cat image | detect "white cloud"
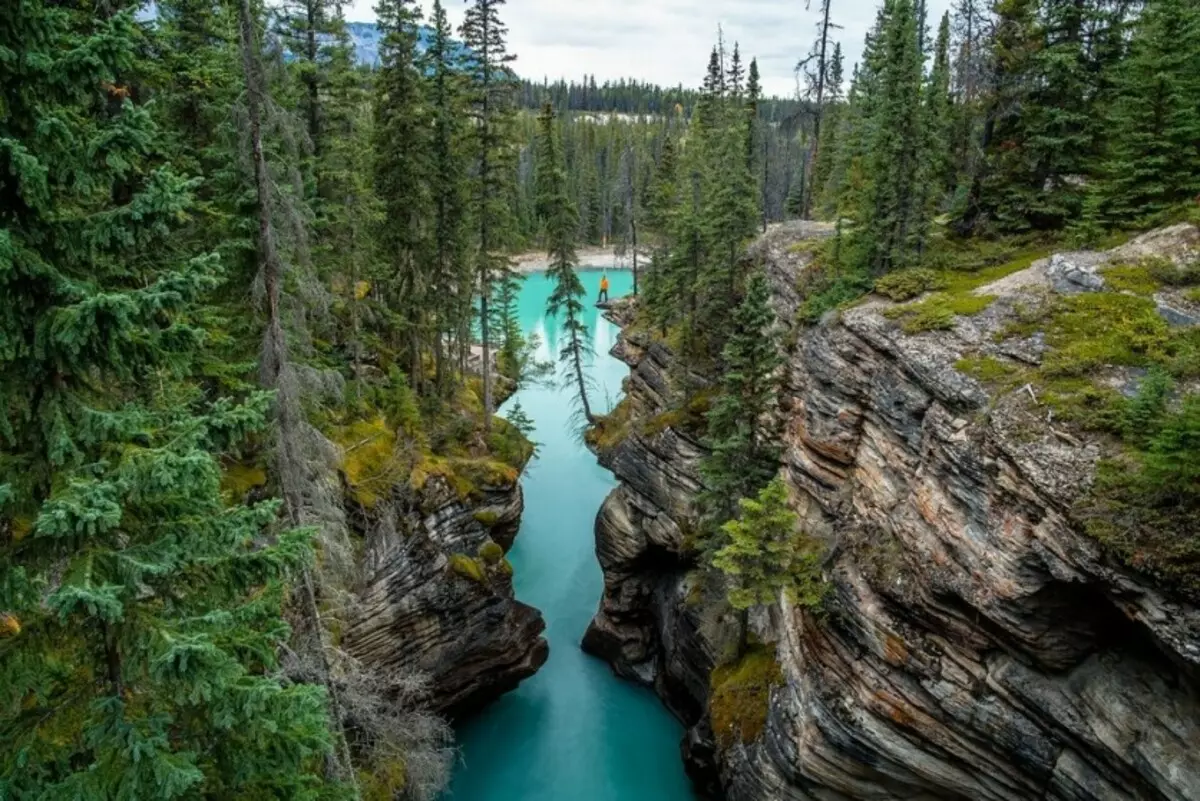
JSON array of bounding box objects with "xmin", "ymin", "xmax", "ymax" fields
[{"xmin": 346, "ymin": 0, "xmax": 953, "ymax": 98}]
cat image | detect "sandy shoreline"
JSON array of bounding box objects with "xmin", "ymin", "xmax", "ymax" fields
[{"xmin": 512, "ymin": 245, "xmax": 648, "ymax": 274}]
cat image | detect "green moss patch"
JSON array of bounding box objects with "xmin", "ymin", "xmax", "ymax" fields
[
  {"xmin": 221, "ymin": 462, "xmax": 267, "ymax": 501},
  {"xmin": 885, "ymin": 292, "xmax": 997, "ymax": 333},
  {"xmin": 337, "ymin": 417, "xmax": 403, "ymax": 509},
  {"xmin": 448, "ymin": 553, "xmax": 486, "ymax": 583},
  {"xmin": 709, "ymin": 645, "xmax": 783, "ymax": 749},
  {"xmin": 939, "ymin": 247, "xmax": 1051, "ymax": 295},
  {"xmin": 478, "ymin": 540, "xmax": 504, "ymax": 565},
  {"xmin": 787, "ymin": 240, "xmax": 819, "ymax": 255},
  {"xmin": 955, "ymin": 355, "xmax": 1019, "ymax": 386},
  {"xmin": 585, "ymin": 396, "xmax": 635, "ymax": 451},
  {"xmin": 642, "ymin": 389, "xmax": 715, "ymax": 438},
  {"xmin": 473, "ymin": 510, "xmax": 501, "ymax": 528},
  {"xmin": 874, "ymin": 268, "xmax": 947, "ymax": 301},
  {"xmin": 1103, "ymin": 263, "xmax": 1163, "ymax": 296},
  {"xmin": 1041, "ymin": 293, "xmax": 1172, "ymax": 377}
]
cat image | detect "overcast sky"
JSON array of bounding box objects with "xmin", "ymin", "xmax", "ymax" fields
[{"xmin": 345, "ymin": 0, "xmax": 953, "ymax": 98}]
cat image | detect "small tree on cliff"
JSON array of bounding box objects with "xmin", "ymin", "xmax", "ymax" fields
[
  {"xmin": 700, "ymin": 270, "xmax": 784, "ymax": 530},
  {"xmin": 713, "ymin": 478, "xmax": 827, "ymax": 613}
]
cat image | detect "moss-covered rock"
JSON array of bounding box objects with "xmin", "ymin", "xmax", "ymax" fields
[
  {"xmin": 585, "ymin": 396, "xmax": 635, "ymax": 452},
  {"xmin": 220, "ymin": 462, "xmax": 267, "ymax": 501},
  {"xmin": 709, "ymin": 645, "xmax": 783, "ymax": 750},
  {"xmin": 337, "ymin": 416, "xmax": 403, "ymax": 509},
  {"xmin": 478, "ymin": 540, "xmax": 505, "ymax": 565},
  {"xmin": 448, "ymin": 553, "xmax": 487, "ymax": 584},
  {"xmin": 473, "ymin": 510, "xmax": 501, "ymax": 528}
]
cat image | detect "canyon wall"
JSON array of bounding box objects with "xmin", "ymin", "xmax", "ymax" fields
[
  {"xmin": 345, "ymin": 470, "xmax": 549, "ymax": 718},
  {"xmin": 585, "ymin": 221, "xmax": 1200, "ymax": 800}
]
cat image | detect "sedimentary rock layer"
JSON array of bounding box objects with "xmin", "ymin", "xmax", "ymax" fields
[{"xmin": 587, "ymin": 221, "xmax": 1200, "ymax": 800}]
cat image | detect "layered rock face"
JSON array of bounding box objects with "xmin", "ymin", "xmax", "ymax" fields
[
  {"xmin": 346, "ymin": 475, "xmax": 548, "ymax": 718},
  {"xmin": 586, "ymin": 221, "xmax": 1200, "ymax": 800}
]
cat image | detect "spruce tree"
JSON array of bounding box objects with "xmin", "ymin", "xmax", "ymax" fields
[
  {"xmin": 854, "ymin": 0, "xmax": 928, "ymax": 274},
  {"xmin": 461, "ymin": 0, "xmax": 520, "ymax": 431},
  {"xmin": 700, "ymin": 272, "xmax": 783, "ymax": 529},
  {"xmin": 914, "ymin": 12, "xmax": 955, "ymax": 254},
  {"xmin": 991, "ymin": 0, "xmax": 1094, "ymax": 230},
  {"xmin": 0, "ymin": 3, "xmax": 337, "ymax": 795},
  {"xmin": 643, "ymin": 132, "xmax": 680, "ymax": 335},
  {"xmin": 810, "ymin": 42, "xmax": 846, "ymax": 219},
  {"xmin": 1085, "ymin": 0, "xmax": 1200, "ymax": 227},
  {"xmin": 317, "ymin": 8, "xmax": 384, "ymax": 395},
  {"xmin": 798, "ymin": 0, "xmax": 842, "ymax": 218},
  {"xmin": 536, "ymin": 104, "xmax": 596, "ymax": 424},
  {"xmin": 277, "ymin": 0, "xmax": 343, "ymax": 163},
  {"xmin": 427, "ymin": 0, "xmax": 473, "ymax": 391},
  {"xmin": 374, "ymin": 0, "xmax": 432, "ymax": 390},
  {"xmin": 697, "ymin": 48, "xmax": 759, "ymax": 354},
  {"xmin": 747, "ymin": 58, "xmax": 768, "ymax": 232},
  {"xmin": 235, "ymin": 0, "xmax": 362, "ymax": 788},
  {"xmin": 713, "ymin": 478, "xmax": 826, "ymax": 611}
]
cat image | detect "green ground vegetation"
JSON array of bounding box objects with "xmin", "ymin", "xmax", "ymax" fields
[
  {"xmin": 709, "ymin": 645, "xmax": 784, "ymax": 749},
  {"xmin": 958, "ymin": 257, "xmax": 1200, "ymax": 593}
]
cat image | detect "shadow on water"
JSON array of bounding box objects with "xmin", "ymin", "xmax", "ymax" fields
[{"xmin": 444, "ymin": 270, "xmax": 696, "ymax": 801}]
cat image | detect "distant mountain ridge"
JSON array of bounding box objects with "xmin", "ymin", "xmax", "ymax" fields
[
  {"xmin": 134, "ymin": 7, "xmax": 439, "ymax": 69},
  {"xmin": 346, "ymin": 21, "xmax": 467, "ymax": 68}
]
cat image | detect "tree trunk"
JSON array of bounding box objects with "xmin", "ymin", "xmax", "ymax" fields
[
  {"xmin": 737, "ymin": 607, "xmax": 750, "ymax": 656},
  {"xmin": 236, "ymin": 2, "xmax": 358, "ymax": 794},
  {"xmin": 804, "ymin": 0, "xmax": 834, "ymax": 220},
  {"xmin": 570, "ymin": 326, "xmax": 594, "ymax": 423},
  {"xmin": 103, "ymin": 621, "xmax": 123, "ymax": 700},
  {"xmin": 631, "ymin": 218, "xmax": 639, "ymax": 296}
]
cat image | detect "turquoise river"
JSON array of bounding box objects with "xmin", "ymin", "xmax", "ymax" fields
[{"xmin": 445, "ymin": 268, "xmax": 696, "ymax": 801}]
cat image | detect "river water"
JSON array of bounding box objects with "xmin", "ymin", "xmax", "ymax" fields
[{"xmin": 445, "ymin": 269, "xmax": 696, "ymax": 801}]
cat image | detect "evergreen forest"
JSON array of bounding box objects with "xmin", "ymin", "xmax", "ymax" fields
[{"xmin": 2, "ymin": 0, "xmax": 1198, "ymax": 798}]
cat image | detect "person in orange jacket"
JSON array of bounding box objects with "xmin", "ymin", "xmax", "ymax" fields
[{"xmin": 598, "ymin": 272, "xmax": 610, "ymax": 303}]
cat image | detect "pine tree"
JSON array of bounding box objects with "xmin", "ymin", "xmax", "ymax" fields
[
  {"xmin": 461, "ymin": 0, "xmax": 521, "ymax": 431},
  {"xmin": 536, "ymin": 104, "xmax": 596, "ymax": 424},
  {"xmin": 0, "ymin": 3, "xmax": 337, "ymax": 795},
  {"xmin": 700, "ymin": 272, "xmax": 783, "ymax": 529},
  {"xmin": 1085, "ymin": 0, "xmax": 1200, "ymax": 227},
  {"xmin": 713, "ymin": 478, "xmax": 827, "ymax": 611}
]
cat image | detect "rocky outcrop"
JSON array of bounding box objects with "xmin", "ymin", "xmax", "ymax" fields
[
  {"xmin": 586, "ymin": 220, "xmax": 1200, "ymax": 800},
  {"xmin": 346, "ymin": 474, "xmax": 548, "ymax": 718}
]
